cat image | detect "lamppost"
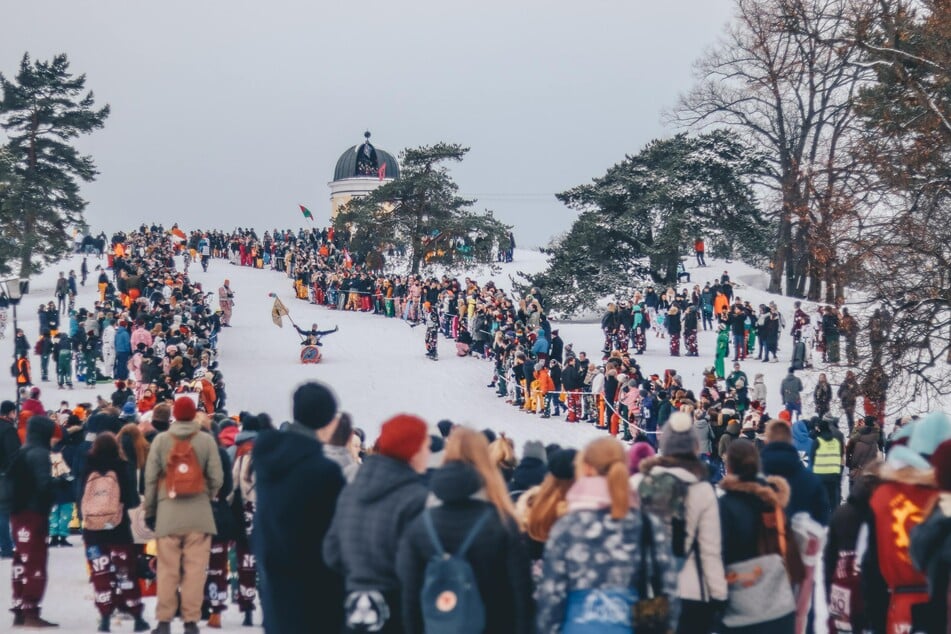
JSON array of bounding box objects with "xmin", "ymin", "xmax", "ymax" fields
[{"xmin": 0, "ymin": 278, "xmax": 23, "ymax": 414}]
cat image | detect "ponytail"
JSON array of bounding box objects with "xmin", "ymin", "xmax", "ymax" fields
[{"xmin": 606, "ymin": 461, "xmax": 631, "ymax": 520}]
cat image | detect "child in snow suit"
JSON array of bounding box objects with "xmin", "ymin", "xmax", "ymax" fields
[{"xmin": 424, "ymin": 303, "xmax": 438, "ymax": 360}]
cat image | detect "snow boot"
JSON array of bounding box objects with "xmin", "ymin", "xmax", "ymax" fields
[
  {"xmin": 151, "ymin": 622, "xmax": 171, "ymax": 634},
  {"xmin": 133, "ymin": 616, "xmax": 151, "ymax": 632},
  {"xmin": 184, "ymin": 623, "xmax": 200, "ymax": 634},
  {"xmin": 242, "ymin": 611, "xmax": 253, "ymax": 627},
  {"xmin": 98, "ymin": 614, "xmax": 111, "ymax": 632},
  {"xmin": 207, "ymin": 613, "xmax": 221, "ymax": 629},
  {"xmin": 20, "ymin": 613, "xmax": 58, "ymax": 628}
]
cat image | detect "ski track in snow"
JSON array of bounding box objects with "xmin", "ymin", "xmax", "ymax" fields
[{"xmin": 0, "ymin": 248, "xmax": 844, "ymax": 631}]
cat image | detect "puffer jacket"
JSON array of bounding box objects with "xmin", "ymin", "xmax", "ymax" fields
[
  {"xmin": 846, "ymin": 424, "xmax": 881, "ymax": 476},
  {"xmin": 323, "ymin": 454, "xmax": 427, "ymax": 594},
  {"xmin": 535, "ymin": 475, "xmax": 679, "ymax": 633},
  {"xmin": 639, "ymin": 456, "xmax": 727, "ymax": 603},
  {"xmin": 396, "ymin": 462, "xmax": 533, "ymax": 634},
  {"xmin": 9, "ymin": 416, "xmax": 55, "ymax": 515}
]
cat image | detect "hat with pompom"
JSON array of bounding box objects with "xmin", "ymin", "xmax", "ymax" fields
[{"xmin": 661, "ymin": 411, "xmax": 698, "ymax": 457}]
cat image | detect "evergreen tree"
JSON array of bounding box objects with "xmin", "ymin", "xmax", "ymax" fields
[
  {"xmin": 0, "ymin": 53, "xmax": 110, "ymax": 276},
  {"xmin": 0, "ymin": 147, "xmax": 19, "ymax": 275},
  {"xmin": 523, "ymin": 131, "xmax": 767, "ymax": 314},
  {"xmin": 334, "ymin": 142, "xmax": 509, "ymax": 274}
]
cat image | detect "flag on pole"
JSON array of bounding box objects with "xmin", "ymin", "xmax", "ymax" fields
[
  {"xmin": 271, "ymin": 296, "xmax": 289, "ymax": 327},
  {"xmin": 169, "ymin": 227, "xmax": 187, "ymax": 243},
  {"xmin": 299, "ymin": 205, "xmax": 314, "ymax": 221},
  {"xmin": 378, "ymin": 164, "xmax": 386, "ymax": 181}
]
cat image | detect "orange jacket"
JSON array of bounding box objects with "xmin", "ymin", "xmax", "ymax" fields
[
  {"xmin": 535, "ymin": 369, "xmax": 555, "ymax": 394},
  {"xmin": 199, "ymin": 380, "xmax": 217, "ymax": 414}
]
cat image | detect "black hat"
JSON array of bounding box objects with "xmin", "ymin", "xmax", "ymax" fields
[
  {"xmin": 293, "ymin": 382, "xmax": 338, "ymax": 430},
  {"xmin": 436, "ymin": 419, "xmax": 454, "ymax": 439},
  {"xmin": 548, "ymin": 449, "xmax": 577, "ymax": 480},
  {"xmin": 0, "ymin": 400, "xmax": 15, "ymax": 416}
]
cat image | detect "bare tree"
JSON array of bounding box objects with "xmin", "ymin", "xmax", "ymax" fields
[{"xmin": 670, "ymin": 0, "xmax": 873, "ymax": 299}]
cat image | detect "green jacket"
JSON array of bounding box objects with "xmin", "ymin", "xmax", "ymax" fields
[{"xmin": 144, "ymin": 421, "xmax": 223, "ymax": 537}]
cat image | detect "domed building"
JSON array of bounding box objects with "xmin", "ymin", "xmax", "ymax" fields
[{"xmin": 329, "ymin": 132, "xmax": 400, "ymax": 218}]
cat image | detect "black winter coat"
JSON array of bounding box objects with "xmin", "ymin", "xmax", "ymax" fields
[
  {"xmin": 508, "ymin": 457, "xmax": 547, "ymax": 495},
  {"xmin": 760, "ymin": 441, "xmax": 830, "ymax": 525},
  {"xmin": 252, "ymin": 424, "xmax": 345, "ymax": 634},
  {"xmin": 396, "ymin": 462, "xmax": 534, "ymax": 634},
  {"xmin": 323, "ymin": 454, "xmax": 428, "ymax": 593},
  {"xmin": 10, "ymin": 416, "xmax": 55, "ymax": 515}
]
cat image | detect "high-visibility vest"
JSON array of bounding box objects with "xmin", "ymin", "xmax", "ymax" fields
[{"xmin": 813, "ymin": 436, "xmax": 841, "ymax": 475}]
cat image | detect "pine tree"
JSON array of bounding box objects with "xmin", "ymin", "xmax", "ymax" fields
[
  {"xmin": 0, "ymin": 53, "xmax": 110, "ymax": 276},
  {"xmin": 0, "ymin": 147, "xmax": 19, "ymax": 275},
  {"xmin": 334, "ymin": 142, "xmax": 509, "ymax": 274},
  {"xmin": 522, "ymin": 131, "xmax": 767, "ymax": 314}
]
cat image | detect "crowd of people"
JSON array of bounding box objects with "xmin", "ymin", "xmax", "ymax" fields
[{"xmin": 0, "ymin": 224, "xmax": 947, "ymax": 634}]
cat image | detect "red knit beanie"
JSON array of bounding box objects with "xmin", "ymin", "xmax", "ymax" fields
[
  {"xmin": 172, "ymin": 396, "xmax": 197, "ymax": 423},
  {"xmin": 778, "ymin": 410, "xmax": 791, "ymax": 424},
  {"xmin": 375, "ymin": 414, "xmax": 428, "ymax": 463},
  {"xmin": 931, "ymin": 439, "xmax": 951, "ymax": 492}
]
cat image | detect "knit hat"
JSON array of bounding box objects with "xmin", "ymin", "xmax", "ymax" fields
[
  {"xmin": 547, "ymin": 449, "xmax": 577, "ymax": 480},
  {"xmin": 909, "ymin": 412, "xmax": 951, "ymax": 458},
  {"xmin": 777, "ymin": 409, "xmax": 792, "ymax": 423},
  {"xmin": 930, "ymin": 439, "xmax": 951, "ymax": 492},
  {"xmin": 292, "ymin": 382, "xmax": 337, "ymax": 430},
  {"xmin": 436, "ymin": 419, "xmax": 454, "ymax": 439},
  {"xmin": 661, "ymin": 411, "xmax": 698, "ymax": 457},
  {"xmin": 29, "ymin": 387, "xmax": 40, "ymax": 399},
  {"xmin": 628, "ymin": 441, "xmax": 656, "ymax": 475},
  {"xmin": 172, "ymin": 396, "xmax": 197, "ymax": 423},
  {"xmin": 151, "ymin": 403, "xmax": 171, "ymax": 429},
  {"xmin": 121, "ymin": 401, "xmax": 137, "ymax": 420},
  {"xmin": 522, "ymin": 440, "xmax": 547, "ymax": 464},
  {"xmin": 375, "ymin": 414, "xmax": 428, "ymax": 463}
]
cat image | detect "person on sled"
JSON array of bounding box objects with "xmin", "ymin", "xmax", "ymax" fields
[{"xmin": 295, "ymin": 323, "xmax": 339, "ymax": 346}]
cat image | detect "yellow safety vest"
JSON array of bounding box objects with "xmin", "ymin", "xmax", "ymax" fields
[{"xmin": 813, "ymin": 437, "xmax": 841, "ymax": 475}]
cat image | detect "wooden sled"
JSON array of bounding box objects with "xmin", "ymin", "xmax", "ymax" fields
[{"xmin": 300, "ymin": 345, "xmax": 322, "ymax": 364}]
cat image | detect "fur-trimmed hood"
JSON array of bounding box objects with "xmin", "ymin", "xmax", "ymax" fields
[
  {"xmin": 639, "ymin": 454, "xmax": 708, "ymax": 482},
  {"xmin": 719, "ymin": 474, "xmax": 791, "ymax": 509}
]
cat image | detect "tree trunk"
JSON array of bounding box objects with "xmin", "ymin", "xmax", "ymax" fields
[{"xmin": 768, "ymin": 218, "xmax": 789, "ymax": 294}]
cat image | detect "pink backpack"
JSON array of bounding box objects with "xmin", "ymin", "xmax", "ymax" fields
[{"xmin": 81, "ymin": 471, "xmax": 124, "ymax": 531}]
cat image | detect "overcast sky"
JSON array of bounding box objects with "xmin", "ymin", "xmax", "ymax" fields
[{"xmin": 1, "ymin": 0, "xmax": 735, "ymax": 247}]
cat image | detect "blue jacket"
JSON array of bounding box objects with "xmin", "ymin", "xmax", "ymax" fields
[
  {"xmin": 760, "ymin": 441, "xmax": 829, "ymax": 525},
  {"xmin": 114, "ymin": 327, "xmax": 131, "ymax": 354},
  {"xmin": 531, "ymin": 335, "xmax": 549, "ymax": 357},
  {"xmin": 791, "ymin": 420, "xmax": 815, "ymax": 470}
]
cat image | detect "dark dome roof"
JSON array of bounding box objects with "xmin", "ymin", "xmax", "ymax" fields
[{"xmin": 333, "ymin": 136, "xmax": 400, "ymax": 182}]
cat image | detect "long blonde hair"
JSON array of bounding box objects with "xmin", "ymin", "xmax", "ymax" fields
[
  {"xmin": 488, "ymin": 435, "xmax": 517, "ymax": 472},
  {"xmin": 525, "ymin": 474, "xmax": 574, "ymax": 542},
  {"xmin": 445, "ymin": 428, "xmax": 516, "ymax": 520},
  {"xmin": 577, "ymin": 437, "xmax": 630, "ymax": 520}
]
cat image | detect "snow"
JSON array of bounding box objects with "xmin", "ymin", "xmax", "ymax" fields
[{"xmin": 0, "ymin": 246, "xmax": 842, "ymax": 631}]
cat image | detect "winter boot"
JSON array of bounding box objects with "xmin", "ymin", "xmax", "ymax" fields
[
  {"xmin": 241, "ymin": 611, "xmax": 253, "ymax": 627},
  {"xmin": 20, "ymin": 612, "xmax": 58, "ymax": 628},
  {"xmin": 207, "ymin": 613, "xmax": 221, "ymax": 629},
  {"xmin": 98, "ymin": 613, "xmax": 111, "ymax": 632},
  {"xmin": 133, "ymin": 616, "xmax": 151, "ymax": 632},
  {"xmin": 12, "ymin": 612, "xmax": 25, "ymax": 626},
  {"xmin": 150, "ymin": 622, "xmax": 171, "ymax": 634},
  {"xmin": 183, "ymin": 623, "xmax": 200, "ymax": 634}
]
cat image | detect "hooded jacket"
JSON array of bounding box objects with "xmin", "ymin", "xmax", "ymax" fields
[
  {"xmin": 252, "ymin": 423, "xmax": 345, "ymax": 634},
  {"xmin": 909, "ymin": 493, "xmax": 951, "ymax": 634},
  {"xmin": 846, "ymin": 424, "xmax": 881, "ymax": 474},
  {"xmin": 323, "ymin": 454, "xmax": 428, "ymax": 593},
  {"xmin": 396, "ymin": 462, "xmax": 534, "ymax": 634},
  {"xmin": 508, "ymin": 456, "xmax": 547, "ymax": 495},
  {"xmin": 10, "ymin": 416, "xmax": 55, "ymax": 515},
  {"xmin": 718, "ymin": 474, "xmax": 791, "ymax": 564},
  {"xmin": 639, "ymin": 456, "xmax": 727, "ymax": 603},
  {"xmin": 143, "ymin": 420, "xmax": 224, "ymax": 537},
  {"xmin": 760, "ymin": 441, "xmax": 830, "ymax": 525}
]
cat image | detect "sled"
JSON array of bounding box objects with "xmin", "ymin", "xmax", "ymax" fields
[{"xmin": 300, "ymin": 345, "xmax": 322, "ymax": 364}]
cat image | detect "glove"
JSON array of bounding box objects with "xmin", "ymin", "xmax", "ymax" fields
[{"xmin": 145, "ymin": 516, "xmax": 156, "ymax": 531}]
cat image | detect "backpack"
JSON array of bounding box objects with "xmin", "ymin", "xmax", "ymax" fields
[
  {"xmin": 165, "ymin": 434, "xmax": 206, "ymax": 499},
  {"xmin": 420, "ymin": 509, "xmax": 491, "ymax": 634},
  {"xmin": 638, "ymin": 470, "xmax": 692, "ymax": 559},
  {"xmin": 81, "ymin": 470, "xmax": 124, "ymax": 530}
]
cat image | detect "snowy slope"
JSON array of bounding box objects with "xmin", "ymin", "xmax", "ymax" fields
[{"xmin": 0, "ymin": 247, "xmax": 841, "ymax": 631}]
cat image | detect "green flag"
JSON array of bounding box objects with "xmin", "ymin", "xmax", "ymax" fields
[{"xmin": 299, "ymin": 204, "xmax": 314, "ymax": 221}]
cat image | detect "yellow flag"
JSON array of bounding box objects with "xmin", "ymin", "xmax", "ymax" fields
[{"xmin": 271, "ymin": 297, "xmax": 289, "ymax": 327}]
